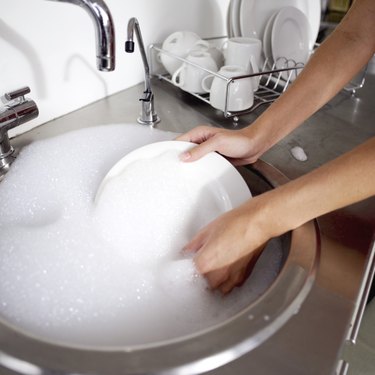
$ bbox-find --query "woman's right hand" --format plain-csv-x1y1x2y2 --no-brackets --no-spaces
175,125,265,166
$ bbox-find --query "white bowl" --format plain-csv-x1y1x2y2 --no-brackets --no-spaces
95,140,251,210
94,141,252,267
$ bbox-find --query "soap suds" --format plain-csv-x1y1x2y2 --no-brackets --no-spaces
0,123,282,347
290,146,308,161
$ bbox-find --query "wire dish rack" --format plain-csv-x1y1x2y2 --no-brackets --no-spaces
149,38,367,120
149,38,306,120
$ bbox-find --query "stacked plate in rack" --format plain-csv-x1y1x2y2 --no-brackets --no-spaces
228,0,320,70
264,6,311,73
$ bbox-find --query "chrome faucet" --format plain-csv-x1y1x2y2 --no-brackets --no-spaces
47,0,116,71
0,87,39,179
125,17,160,125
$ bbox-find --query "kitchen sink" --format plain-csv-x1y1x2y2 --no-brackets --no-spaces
0,75,373,375
0,120,319,375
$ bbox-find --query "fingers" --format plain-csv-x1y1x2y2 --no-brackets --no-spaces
193,225,240,274
203,261,248,294
175,126,225,162
204,268,230,289
176,125,260,166
180,137,220,162
175,125,216,143
194,243,218,274
181,200,269,295
199,245,267,294
175,132,194,142
220,272,244,294
182,238,202,254
182,228,208,253
220,245,266,294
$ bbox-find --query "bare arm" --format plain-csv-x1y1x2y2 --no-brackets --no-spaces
178,0,375,163
180,0,375,293
243,0,375,156
187,137,375,292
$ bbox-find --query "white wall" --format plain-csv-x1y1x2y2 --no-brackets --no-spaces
0,0,229,136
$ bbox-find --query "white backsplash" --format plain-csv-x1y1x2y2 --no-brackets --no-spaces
0,0,229,136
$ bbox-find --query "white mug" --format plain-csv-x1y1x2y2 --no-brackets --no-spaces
191,44,224,70
171,50,218,94
159,31,209,75
222,37,262,90
202,65,254,112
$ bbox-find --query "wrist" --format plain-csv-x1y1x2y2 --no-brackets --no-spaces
236,131,263,164
241,118,277,159
248,188,299,241
239,194,282,246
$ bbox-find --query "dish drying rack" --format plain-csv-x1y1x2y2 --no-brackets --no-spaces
148,38,306,120
149,38,367,121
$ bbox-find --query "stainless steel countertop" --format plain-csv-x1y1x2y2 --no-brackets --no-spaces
11,72,375,375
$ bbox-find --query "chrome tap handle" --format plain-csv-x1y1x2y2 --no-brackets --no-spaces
0,87,39,177
3,87,31,102
0,87,39,134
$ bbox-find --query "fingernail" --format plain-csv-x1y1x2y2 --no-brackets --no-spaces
179,151,191,161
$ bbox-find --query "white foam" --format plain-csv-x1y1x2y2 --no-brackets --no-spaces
290,146,308,161
94,150,226,265
0,123,283,347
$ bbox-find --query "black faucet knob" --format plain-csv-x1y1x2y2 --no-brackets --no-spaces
125,41,135,53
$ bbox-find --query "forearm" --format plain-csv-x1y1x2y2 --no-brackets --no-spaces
244,0,375,153
189,137,374,279
256,137,375,237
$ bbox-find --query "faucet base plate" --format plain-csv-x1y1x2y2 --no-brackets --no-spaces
137,115,161,126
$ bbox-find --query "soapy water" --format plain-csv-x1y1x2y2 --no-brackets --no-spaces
94,150,232,265
0,123,283,348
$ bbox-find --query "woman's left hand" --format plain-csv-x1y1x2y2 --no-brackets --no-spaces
184,198,271,293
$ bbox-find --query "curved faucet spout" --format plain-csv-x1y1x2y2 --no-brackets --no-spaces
125,17,151,93
125,17,160,126
48,0,115,71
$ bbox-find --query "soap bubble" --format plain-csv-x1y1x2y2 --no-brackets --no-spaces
0,124,283,347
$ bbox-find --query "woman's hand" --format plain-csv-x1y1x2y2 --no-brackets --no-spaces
185,136,375,294
184,197,272,293
201,249,265,294
176,125,265,166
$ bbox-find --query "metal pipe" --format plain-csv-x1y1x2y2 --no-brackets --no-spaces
125,17,151,92
47,0,116,71
125,17,160,125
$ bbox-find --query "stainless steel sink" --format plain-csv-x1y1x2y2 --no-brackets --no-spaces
1,75,373,375
0,139,319,374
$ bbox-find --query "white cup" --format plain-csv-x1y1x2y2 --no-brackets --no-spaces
202,65,254,112
222,37,262,90
192,45,224,70
159,31,209,75
171,50,218,94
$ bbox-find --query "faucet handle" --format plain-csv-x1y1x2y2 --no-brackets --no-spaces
2,87,31,105
4,87,31,101
0,86,39,133
0,86,39,178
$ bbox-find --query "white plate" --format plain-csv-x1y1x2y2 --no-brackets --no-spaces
240,0,320,50
95,141,251,209
262,10,277,67
230,0,243,37
271,7,310,66
227,0,234,37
